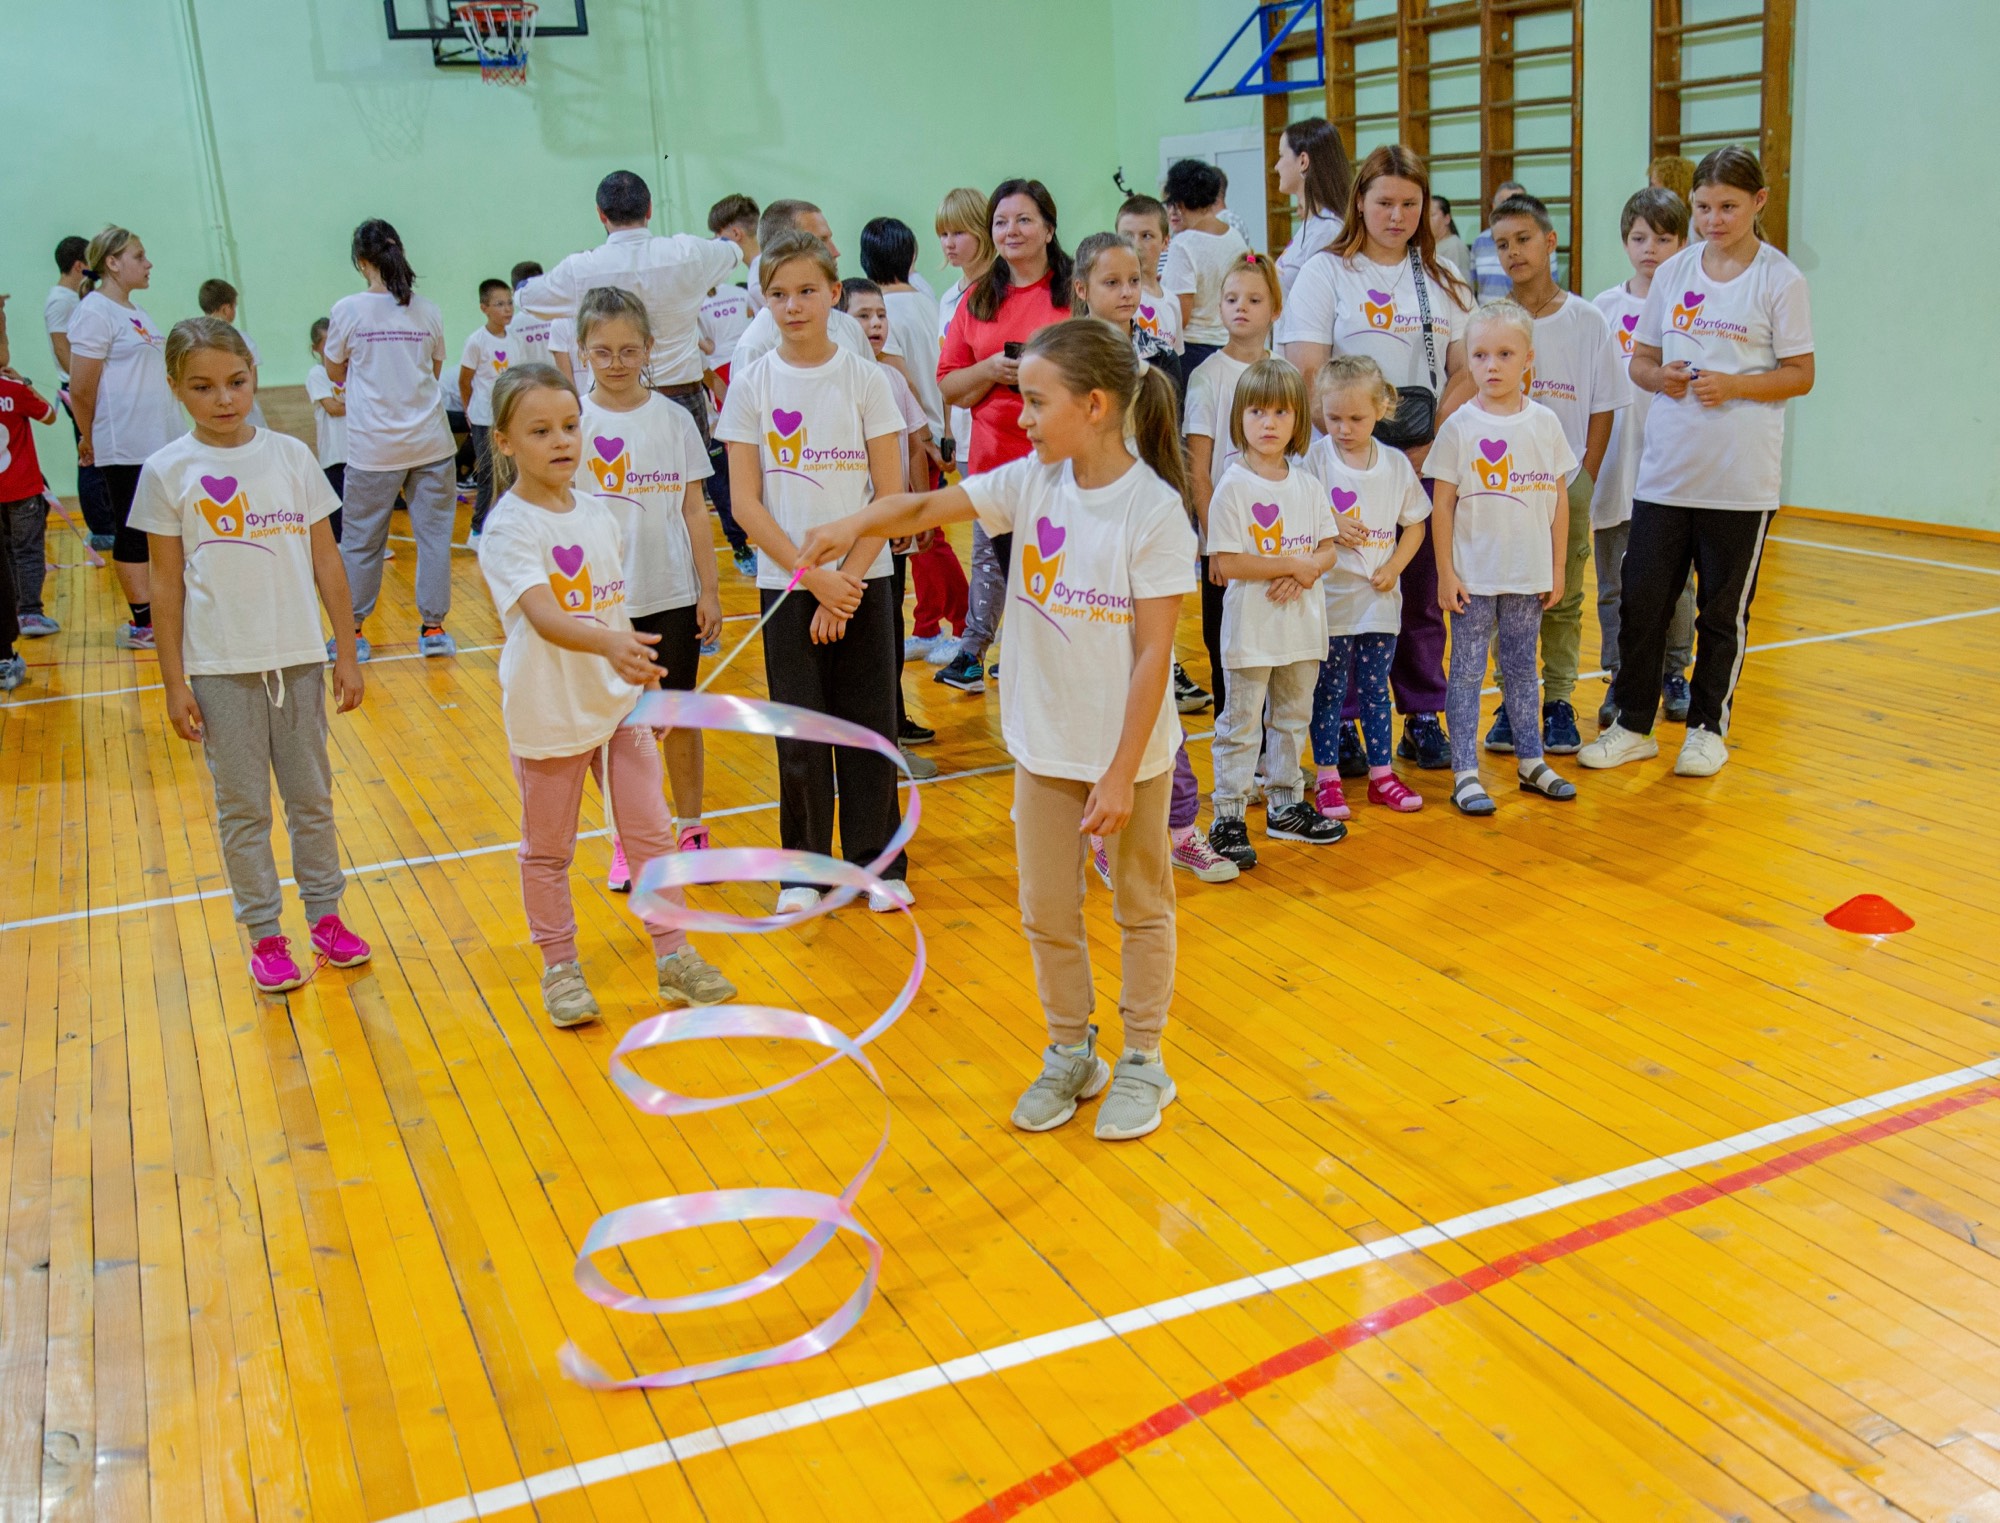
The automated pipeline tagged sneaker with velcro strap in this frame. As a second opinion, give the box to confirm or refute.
[1265,800,1347,844]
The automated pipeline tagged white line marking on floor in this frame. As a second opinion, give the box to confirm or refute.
[368,1054,2000,1523]
[1769,534,2000,577]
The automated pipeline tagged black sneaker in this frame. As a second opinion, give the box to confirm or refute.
[1397,712,1451,770]
[1661,672,1692,723]
[1484,705,1516,754]
[1337,719,1368,779]
[1207,817,1258,869]
[898,719,936,746]
[1173,661,1211,714]
[935,651,986,693]
[1541,699,1582,754]
[1266,801,1347,845]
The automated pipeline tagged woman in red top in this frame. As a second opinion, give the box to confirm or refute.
[932,179,1071,692]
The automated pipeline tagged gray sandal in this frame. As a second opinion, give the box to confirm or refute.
[1452,775,1497,815]
[1517,761,1577,800]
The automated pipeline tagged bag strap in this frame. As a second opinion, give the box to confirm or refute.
[1408,245,1439,392]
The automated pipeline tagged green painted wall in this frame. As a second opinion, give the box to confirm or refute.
[10,2,1995,530]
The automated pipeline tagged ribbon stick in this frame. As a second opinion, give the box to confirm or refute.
[559,604,928,1390]
[46,491,106,569]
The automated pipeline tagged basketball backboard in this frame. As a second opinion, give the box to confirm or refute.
[383,0,587,67]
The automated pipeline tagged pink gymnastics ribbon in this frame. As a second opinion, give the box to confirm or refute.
[558,571,927,1390]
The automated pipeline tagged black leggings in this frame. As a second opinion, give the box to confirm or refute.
[629,604,700,692]
[103,463,148,564]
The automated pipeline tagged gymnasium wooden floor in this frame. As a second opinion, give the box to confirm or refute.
[4,468,2000,1522]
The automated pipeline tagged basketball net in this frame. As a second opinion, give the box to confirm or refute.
[454,0,537,84]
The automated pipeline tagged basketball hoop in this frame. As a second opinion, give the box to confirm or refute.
[453,0,537,84]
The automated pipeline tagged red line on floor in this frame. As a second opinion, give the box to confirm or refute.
[952,1082,2000,1522]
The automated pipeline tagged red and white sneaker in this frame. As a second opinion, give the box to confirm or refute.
[608,839,631,893]
[310,914,373,967]
[250,935,308,994]
[1315,773,1351,820]
[677,823,711,852]
[1170,831,1240,882]
[1367,773,1424,812]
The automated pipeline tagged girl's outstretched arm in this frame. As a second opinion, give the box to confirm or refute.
[795,483,978,572]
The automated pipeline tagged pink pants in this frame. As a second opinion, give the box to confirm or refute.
[512,727,686,966]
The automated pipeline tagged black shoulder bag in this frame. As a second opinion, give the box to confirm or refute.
[1373,246,1441,449]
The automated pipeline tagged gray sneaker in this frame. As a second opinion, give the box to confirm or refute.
[657,946,736,1007]
[541,960,600,1027]
[1011,1026,1111,1132]
[1093,1050,1177,1141]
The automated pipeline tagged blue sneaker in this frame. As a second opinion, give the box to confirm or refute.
[329,634,373,663]
[934,649,986,693]
[0,655,26,691]
[418,626,457,658]
[1483,706,1515,754]
[1396,711,1451,770]
[1662,672,1691,723]
[1541,699,1582,755]
[17,613,59,638]
[732,547,757,577]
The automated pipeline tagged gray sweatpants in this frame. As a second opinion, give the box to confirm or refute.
[1212,658,1317,817]
[340,455,456,626]
[1595,519,1695,679]
[5,493,48,617]
[958,521,1007,660]
[191,663,345,941]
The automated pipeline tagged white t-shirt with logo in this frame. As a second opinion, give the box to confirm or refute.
[1183,349,1254,546]
[1162,225,1254,346]
[1276,253,1472,393]
[1527,295,1631,472]
[1635,241,1814,512]
[323,291,452,472]
[1589,283,1651,529]
[506,309,556,369]
[961,454,1198,784]
[305,364,347,467]
[1132,287,1184,356]
[65,292,181,464]
[128,428,337,676]
[1302,437,1431,636]
[1207,460,1337,668]
[574,393,710,616]
[44,285,79,383]
[1426,398,1577,596]
[1275,211,1342,296]
[699,285,754,372]
[458,327,511,427]
[715,345,904,589]
[884,288,945,436]
[477,489,640,759]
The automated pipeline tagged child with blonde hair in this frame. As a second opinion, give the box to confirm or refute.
[477,363,736,1025]
[133,318,370,993]
[1204,357,1344,866]
[1425,301,1578,813]
[1303,355,1430,818]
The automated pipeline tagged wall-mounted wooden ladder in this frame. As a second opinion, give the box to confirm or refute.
[1651,0,1796,248]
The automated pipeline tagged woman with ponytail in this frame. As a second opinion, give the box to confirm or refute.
[322,218,458,661]
[797,317,1197,1143]
[65,225,179,647]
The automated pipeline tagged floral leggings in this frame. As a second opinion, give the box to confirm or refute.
[1311,632,1397,768]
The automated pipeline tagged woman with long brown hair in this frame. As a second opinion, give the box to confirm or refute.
[1279,144,1473,771]
[1271,117,1353,295]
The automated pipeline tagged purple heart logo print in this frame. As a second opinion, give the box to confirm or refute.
[1478,439,1509,464]
[771,408,804,437]
[1366,289,1393,305]
[1251,501,1283,529]
[1139,303,1155,321]
[200,474,238,503]
[1682,291,1703,308]
[593,436,624,462]
[551,544,586,577]
[1034,517,1066,558]
[1621,314,1639,333]
[1330,487,1359,514]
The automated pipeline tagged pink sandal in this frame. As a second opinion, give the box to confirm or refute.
[1367,773,1424,812]
[1314,774,1351,820]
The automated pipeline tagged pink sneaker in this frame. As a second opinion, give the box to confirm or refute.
[1315,773,1351,820]
[608,839,631,892]
[1170,830,1240,882]
[310,914,372,968]
[677,823,711,852]
[250,935,307,993]
[1367,773,1424,812]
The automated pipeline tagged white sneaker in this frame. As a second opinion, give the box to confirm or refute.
[867,879,915,913]
[1578,722,1660,770]
[775,886,822,916]
[924,636,960,667]
[1674,726,1729,777]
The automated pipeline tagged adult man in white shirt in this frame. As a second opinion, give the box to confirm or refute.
[524,170,742,446]
[42,234,117,546]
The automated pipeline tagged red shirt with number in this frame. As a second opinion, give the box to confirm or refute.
[0,375,56,501]
[937,271,1067,475]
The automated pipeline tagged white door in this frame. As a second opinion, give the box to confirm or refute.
[1159,128,1269,254]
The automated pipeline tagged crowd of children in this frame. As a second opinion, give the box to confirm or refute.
[14,134,1809,1145]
